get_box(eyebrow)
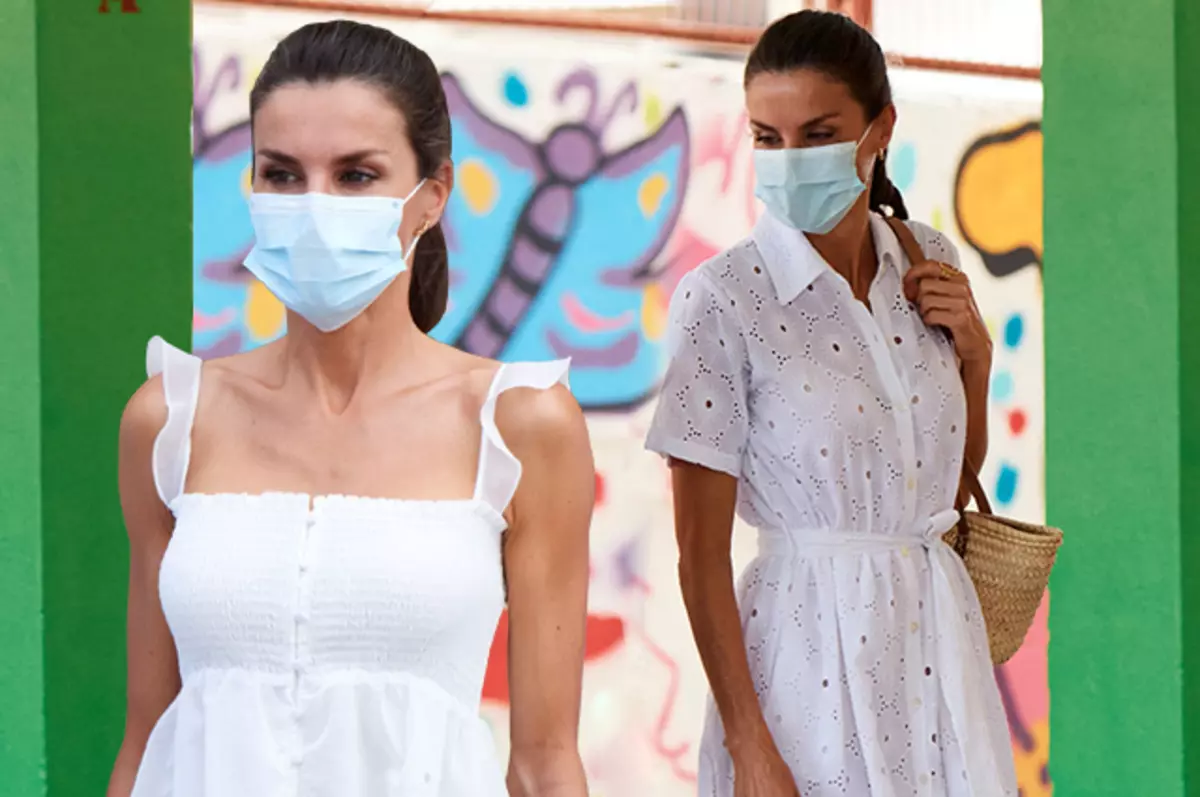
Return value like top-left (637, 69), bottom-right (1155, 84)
top-left (255, 148), bottom-right (389, 165)
top-left (749, 111), bottom-right (841, 133)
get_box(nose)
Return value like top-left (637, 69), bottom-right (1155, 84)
top-left (304, 170), bottom-right (337, 194)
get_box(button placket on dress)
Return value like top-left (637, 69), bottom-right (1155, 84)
top-left (844, 284), bottom-right (921, 527)
top-left (290, 502), bottom-right (318, 775)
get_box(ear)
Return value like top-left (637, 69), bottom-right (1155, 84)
top-left (875, 104), bottom-right (897, 154)
top-left (423, 159), bottom-right (454, 228)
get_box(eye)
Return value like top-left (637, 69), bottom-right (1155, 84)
top-left (752, 131), bottom-right (782, 147)
top-left (261, 166), bottom-right (298, 186)
top-left (806, 128), bottom-right (837, 144)
top-left (339, 168), bottom-right (378, 186)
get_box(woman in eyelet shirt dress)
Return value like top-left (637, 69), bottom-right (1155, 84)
top-left (646, 12), bottom-right (1017, 797)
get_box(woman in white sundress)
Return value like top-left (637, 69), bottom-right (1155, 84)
top-left (107, 20), bottom-right (594, 797)
top-left (646, 11), bottom-right (1017, 797)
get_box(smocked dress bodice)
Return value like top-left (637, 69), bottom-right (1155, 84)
top-left (131, 337), bottom-right (570, 797)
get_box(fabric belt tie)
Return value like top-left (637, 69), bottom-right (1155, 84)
top-left (755, 509), bottom-right (1005, 797)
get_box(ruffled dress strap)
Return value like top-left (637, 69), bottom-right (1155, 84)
top-left (145, 336), bottom-right (203, 509)
top-left (473, 359), bottom-right (572, 517)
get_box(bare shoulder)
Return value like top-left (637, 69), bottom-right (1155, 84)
top-left (495, 372), bottom-right (594, 533)
top-left (500, 382), bottom-right (586, 445)
top-left (120, 374), bottom-right (167, 449)
top-left (493, 378), bottom-right (588, 458)
top-left (199, 341), bottom-right (282, 392)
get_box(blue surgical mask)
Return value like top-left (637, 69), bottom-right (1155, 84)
top-left (243, 181), bottom-right (426, 333)
top-left (753, 126), bottom-right (876, 235)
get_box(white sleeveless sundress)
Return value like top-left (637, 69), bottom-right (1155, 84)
top-left (131, 336), bottom-right (570, 797)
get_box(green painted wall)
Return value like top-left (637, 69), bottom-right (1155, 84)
top-left (1179, 0), bottom-right (1200, 791)
top-left (0, 0), bottom-right (47, 791)
top-left (1045, 0), bottom-right (1199, 793)
top-left (0, 0), bottom-right (192, 793)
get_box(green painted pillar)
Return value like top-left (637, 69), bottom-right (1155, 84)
top-left (1044, 1), bottom-right (1200, 794)
top-left (0, 0), bottom-right (191, 793)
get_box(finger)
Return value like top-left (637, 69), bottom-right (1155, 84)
top-left (918, 295), bottom-right (967, 315)
top-left (904, 261), bottom-right (967, 284)
top-left (904, 261), bottom-right (946, 282)
top-left (921, 309), bottom-right (961, 329)
top-left (913, 278), bottom-right (971, 300)
top-left (904, 262), bottom-right (966, 302)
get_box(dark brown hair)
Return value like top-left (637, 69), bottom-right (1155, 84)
top-left (250, 19), bottom-right (451, 332)
top-left (745, 10), bottom-right (907, 220)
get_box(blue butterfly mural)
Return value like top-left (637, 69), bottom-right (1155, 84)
top-left (435, 69), bottom-right (690, 409)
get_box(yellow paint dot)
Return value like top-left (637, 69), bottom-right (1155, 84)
top-left (930, 207), bottom-right (945, 231)
top-left (642, 283), bottom-right (669, 341)
top-left (241, 163), bottom-right (252, 199)
top-left (458, 158), bottom-right (498, 216)
top-left (637, 173), bottom-right (668, 219)
top-left (246, 278), bottom-right (286, 340)
top-left (644, 93), bottom-right (663, 131)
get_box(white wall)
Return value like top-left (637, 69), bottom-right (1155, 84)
top-left (874, 0), bottom-right (1042, 67)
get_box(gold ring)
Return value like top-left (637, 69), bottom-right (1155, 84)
top-left (938, 263), bottom-right (958, 280)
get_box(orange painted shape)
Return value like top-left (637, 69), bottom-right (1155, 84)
top-left (955, 123), bottom-right (1044, 264)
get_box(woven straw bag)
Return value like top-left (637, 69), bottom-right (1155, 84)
top-left (885, 216), bottom-right (1063, 665)
top-left (942, 466), bottom-right (1062, 664)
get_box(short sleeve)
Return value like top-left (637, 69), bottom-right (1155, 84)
top-left (907, 221), bottom-right (963, 271)
top-left (644, 268), bottom-right (750, 478)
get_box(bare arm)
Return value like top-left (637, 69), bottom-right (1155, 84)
top-left (498, 385), bottom-right (594, 797)
top-left (670, 462), bottom-right (782, 762)
top-left (106, 379), bottom-right (181, 797)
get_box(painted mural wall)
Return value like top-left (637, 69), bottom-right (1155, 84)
top-left (192, 4), bottom-right (1047, 793)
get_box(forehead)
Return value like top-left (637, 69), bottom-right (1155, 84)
top-left (252, 79), bottom-right (409, 152)
top-left (746, 68), bottom-right (862, 121)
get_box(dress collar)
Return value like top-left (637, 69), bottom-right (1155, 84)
top-left (751, 211), bottom-right (906, 304)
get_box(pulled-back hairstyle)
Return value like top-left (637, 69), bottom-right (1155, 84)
top-left (250, 19), bottom-right (452, 332)
top-left (745, 10), bottom-right (907, 220)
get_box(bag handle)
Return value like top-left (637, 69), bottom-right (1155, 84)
top-left (882, 216), bottom-right (995, 551)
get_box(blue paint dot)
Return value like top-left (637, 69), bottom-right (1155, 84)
top-left (995, 465), bottom-right (1019, 505)
top-left (502, 72), bottom-right (528, 107)
top-left (991, 371), bottom-right (1015, 402)
top-left (888, 142), bottom-right (917, 192)
top-left (1004, 314), bottom-right (1025, 350)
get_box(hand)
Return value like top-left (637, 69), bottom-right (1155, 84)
top-left (731, 735), bottom-right (802, 797)
top-left (903, 261), bottom-right (993, 365)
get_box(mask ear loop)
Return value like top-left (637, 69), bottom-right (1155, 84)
top-left (400, 179), bottom-right (430, 264)
top-left (403, 220), bottom-right (430, 265)
top-left (853, 120), bottom-right (879, 184)
top-left (402, 178), bottom-right (427, 204)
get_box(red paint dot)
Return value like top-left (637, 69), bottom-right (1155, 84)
top-left (1008, 409), bottom-right (1028, 437)
top-left (594, 472), bottom-right (606, 507)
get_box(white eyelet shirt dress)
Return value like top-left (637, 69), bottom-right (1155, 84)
top-left (130, 337), bottom-right (570, 797)
top-left (646, 212), bottom-right (1017, 797)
